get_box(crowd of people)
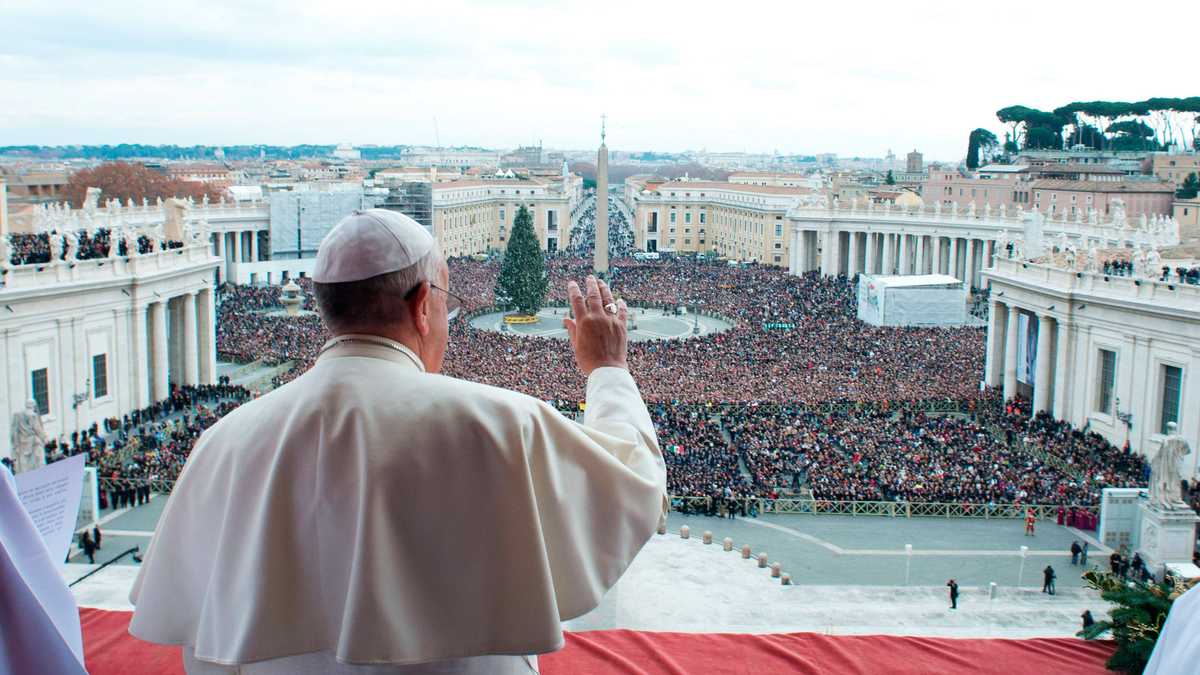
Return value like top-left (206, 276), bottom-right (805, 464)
top-left (6, 228), bottom-right (116, 265)
top-left (46, 254), bottom-right (1155, 512)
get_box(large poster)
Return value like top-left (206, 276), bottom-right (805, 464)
top-left (1016, 313), bottom-right (1038, 386)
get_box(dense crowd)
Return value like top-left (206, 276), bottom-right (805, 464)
top-left (7, 229), bottom-right (117, 265)
top-left (51, 255), bottom-right (1152, 510)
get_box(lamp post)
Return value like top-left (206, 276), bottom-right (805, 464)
top-left (904, 544), bottom-right (913, 585)
top-left (1017, 545), bottom-right (1029, 587)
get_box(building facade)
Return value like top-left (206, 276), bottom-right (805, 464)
top-left (1, 220), bottom-right (220, 459)
top-left (431, 179), bottom-right (578, 257)
top-left (984, 256), bottom-right (1200, 480)
top-left (629, 180), bottom-right (811, 265)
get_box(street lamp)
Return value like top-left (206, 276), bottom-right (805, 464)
top-left (904, 544), bottom-right (913, 585)
top-left (1017, 545), bottom-right (1029, 587)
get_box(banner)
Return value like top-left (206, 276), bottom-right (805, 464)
top-left (1016, 313), bottom-right (1038, 386)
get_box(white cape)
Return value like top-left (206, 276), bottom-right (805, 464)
top-left (129, 339), bottom-right (667, 666)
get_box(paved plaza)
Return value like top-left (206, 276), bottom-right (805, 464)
top-left (67, 498), bottom-right (1110, 638)
top-left (470, 306), bottom-right (735, 341)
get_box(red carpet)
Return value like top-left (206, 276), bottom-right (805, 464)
top-left (80, 608), bottom-right (1115, 675)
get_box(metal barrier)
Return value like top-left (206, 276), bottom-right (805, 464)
top-left (981, 422), bottom-right (1098, 486)
top-left (97, 476), bottom-right (1095, 523)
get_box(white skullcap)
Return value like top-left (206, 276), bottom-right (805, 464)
top-left (312, 209), bottom-right (435, 283)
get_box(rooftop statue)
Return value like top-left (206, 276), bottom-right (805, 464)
top-left (1085, 244), bottom-right (1099, 273)
top-left (1148, 422), bottom-right (1192, 511)
top-left (11, 399), bottom-right (49, 474)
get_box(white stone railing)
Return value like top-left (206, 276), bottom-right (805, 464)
top-left (25, 198), bottom-right (270, 235)
top-left (0, 242), bottom-right (217, 290)
top-left (989, 257), bottom-right (1200, 308)
top-left (787, 199), bottom-right (1180, 250)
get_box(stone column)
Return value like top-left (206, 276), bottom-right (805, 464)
top-left (233, 230), bottom-right (244, 265)
top-left (898, 234), bottom-right (911, 275)
top-left (182, 292), bottom-right (199, 386)
top-left (882, 233), bottom-right (895, 274)
top-left (250, 231), bottom-right (259, 263)
top-left (132, 304), bottom-right (150, 408)
top-left (1033, 314), bottom-right (1054, 413)
top-left (821, 229), bottom-right (840, 277)
top-left (1003, 306), bottom-right (1020, 401)
top-left (965, 239), bottom-right (979, 290)
top-left (847, 232), bottom-right (860, 277)
top-left (213, 232), bottom-right (224, 259)
top-left (932, 236), bottom-right (944, 275)
top-left (1052, 320), bottom-right (1072, 420)
top-left (949, 238), bottom-right (960, 280)
top-left (197, 288), bottom-right (216, 384)
top-left (985, 299), bottom-right (1005, 387)
top-left (151, 300), bottom-right (169, 402)
top-left (864, 232), bottom-right (877, 275)
top-left (797, 230), bottom-right (809, 274)
top-left (915, 236), bottom-right (926, 275)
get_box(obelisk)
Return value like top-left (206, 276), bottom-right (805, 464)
top-left (595, 116), bottom-right (609, 274)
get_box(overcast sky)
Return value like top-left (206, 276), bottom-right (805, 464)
top-left (1, 0), bottom-right (1194, 161)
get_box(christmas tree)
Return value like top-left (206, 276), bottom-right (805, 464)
top-left (495, 204), bottom-right (548, 317)
top-left (1078, 568), bottom-right (1198, 673)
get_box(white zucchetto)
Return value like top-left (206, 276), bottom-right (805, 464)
top-left (312, 209), bottom-right (435, 283)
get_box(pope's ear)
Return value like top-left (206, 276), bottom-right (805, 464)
top-left (407, 282), bottom-right (432, 336)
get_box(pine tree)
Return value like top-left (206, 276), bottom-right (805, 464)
top-left (494, 205), bottom-right (548, 317)
top-left (1176, 172), bottom-right (1199, 200)
top-left (1078, 568), bottom-right (1198, 673)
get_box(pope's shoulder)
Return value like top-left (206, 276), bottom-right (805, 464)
top-left (208, 355), bottom-right (556, 434)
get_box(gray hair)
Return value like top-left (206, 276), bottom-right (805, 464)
top-left (312, 246), bottom-right (443, 333)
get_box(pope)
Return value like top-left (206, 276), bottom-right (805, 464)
top-left (129, 209), bottom-right (668, 674)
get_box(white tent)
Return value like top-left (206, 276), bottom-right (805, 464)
top-left (857, 274), bottom-right (967, 327)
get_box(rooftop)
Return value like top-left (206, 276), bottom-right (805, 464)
top-left (1029, 179), bottom-right (1176, 193)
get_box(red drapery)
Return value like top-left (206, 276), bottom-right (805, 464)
top-left (79, 608), bottom-right (1114, 675)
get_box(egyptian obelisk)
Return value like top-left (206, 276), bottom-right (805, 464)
top-left (595, 116), bottom-right (609, 274)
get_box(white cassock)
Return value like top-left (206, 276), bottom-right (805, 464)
top-left (129, 336), bottom-right (668, 674)
top-left (1144, 583), bottom-right (1200, 674)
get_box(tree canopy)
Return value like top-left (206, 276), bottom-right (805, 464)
top-left (995, 97), bottom-right (1200, 152)
top-left (63, 162), bottom-right (225, 208)
top-left (966, 128), bottom-right (998, 170)
top-left (494, 205), bottom-right (548, 316)
top-left (1178, 172), bottom-right (1199, 200)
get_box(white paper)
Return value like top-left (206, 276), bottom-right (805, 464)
top-left (0, 464), bottom-right (88, 674)
top-left (14, 453), bottom-right (87, 563)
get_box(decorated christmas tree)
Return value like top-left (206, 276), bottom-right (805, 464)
top-left (495, 204), bottom-right (548, 317)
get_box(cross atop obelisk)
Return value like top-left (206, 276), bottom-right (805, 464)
top-left (595, 114), bottom-right (609, 274)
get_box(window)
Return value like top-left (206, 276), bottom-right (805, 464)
top-left (670, 212), bottom-right (677, 223)
top-left (670, 227), bottom-right (676, 233)
top-left (500, 209), bottom-right (506, 221)
top-left (971, 189), bottom-right (976, 197)
top-left (31, 368), bottom-right (49, 415)
top-left (685, 213), bottom-right (692, 223)
top-left (1098, 349), bottom-right (1116, 415)
top-left (774, 242), bottom-right (782, 249)
top-left (669, 238), bottom-right (676, 244)
top-left (684, 228), bottom-right (691, 234)
top-left (774, 222), bottom-right (783, 237)
top-left (93, 354), bottom-right (108, 398)
top-left (1160, 365), bottom-right (1182, 434)
top-left (684, 239), bottom-right (691, 244)
top-left (699, 239), bottom-right (705, 245)
top-left (699, 213), bottom-right (706, 224)
top-left (699, 228), bottom-right (706, 234)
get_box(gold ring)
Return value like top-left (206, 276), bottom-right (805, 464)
top-left (604, 303), bottom-right (618, 315)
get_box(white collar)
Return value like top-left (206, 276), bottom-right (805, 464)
top-left (319, 334), bottom-right (426, 372)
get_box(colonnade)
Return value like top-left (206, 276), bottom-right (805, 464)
top-left (212, 229), bottom-right (265, 265)
top-left (986, 298), bottom-right (1069, 417)
top-left (147, 287), bottom-right (217, 400)
top-left (791, 227), bottom-right (995, 290)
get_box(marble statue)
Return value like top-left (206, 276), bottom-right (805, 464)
top-left (63, 230), bottom-right (79, 261)
top-left (0, 236), bottom-right (12, 268)
top-left (1145, 247), bottom-right (1163, 278)
top-left (83, 187), bottom-right (103, 214)
top-left (11, 399), bottom-right (49, 474)
top-left (1148, 422), bottom-right (1192, 510)
top-left (1085, 245), bottom-right (1099, 273)
top-left (933, 200), bottom-right (941, 215)
top-left (49, 233), bottom-right (64, 261)
top-left (123, 228), bottom-right (141, 257)
top-left (1088, 208), bottom-right (1099, 226)
top-left (1057, 231), bottom-right (1069, 253)
top-left (1110, 197), bottom-right (1127, 231)
top-left (1010, 233), bottom-right (1026, 260)
top-left (1132, 247), bottom-right (1146, 277)
top-left (994, 229), bottom-right (1008, 255)
top-left (967, 201), bottom-right (976, 217)
top-left (998, 204), bottom-right (1006, 217)
top-left (1064, 244), bottom-right (1077, 271)
top-left (151, 223), bottom-right (166, 251)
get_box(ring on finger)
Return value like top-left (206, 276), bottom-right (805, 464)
top-left (604, 302), bottom-right (619, 315)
